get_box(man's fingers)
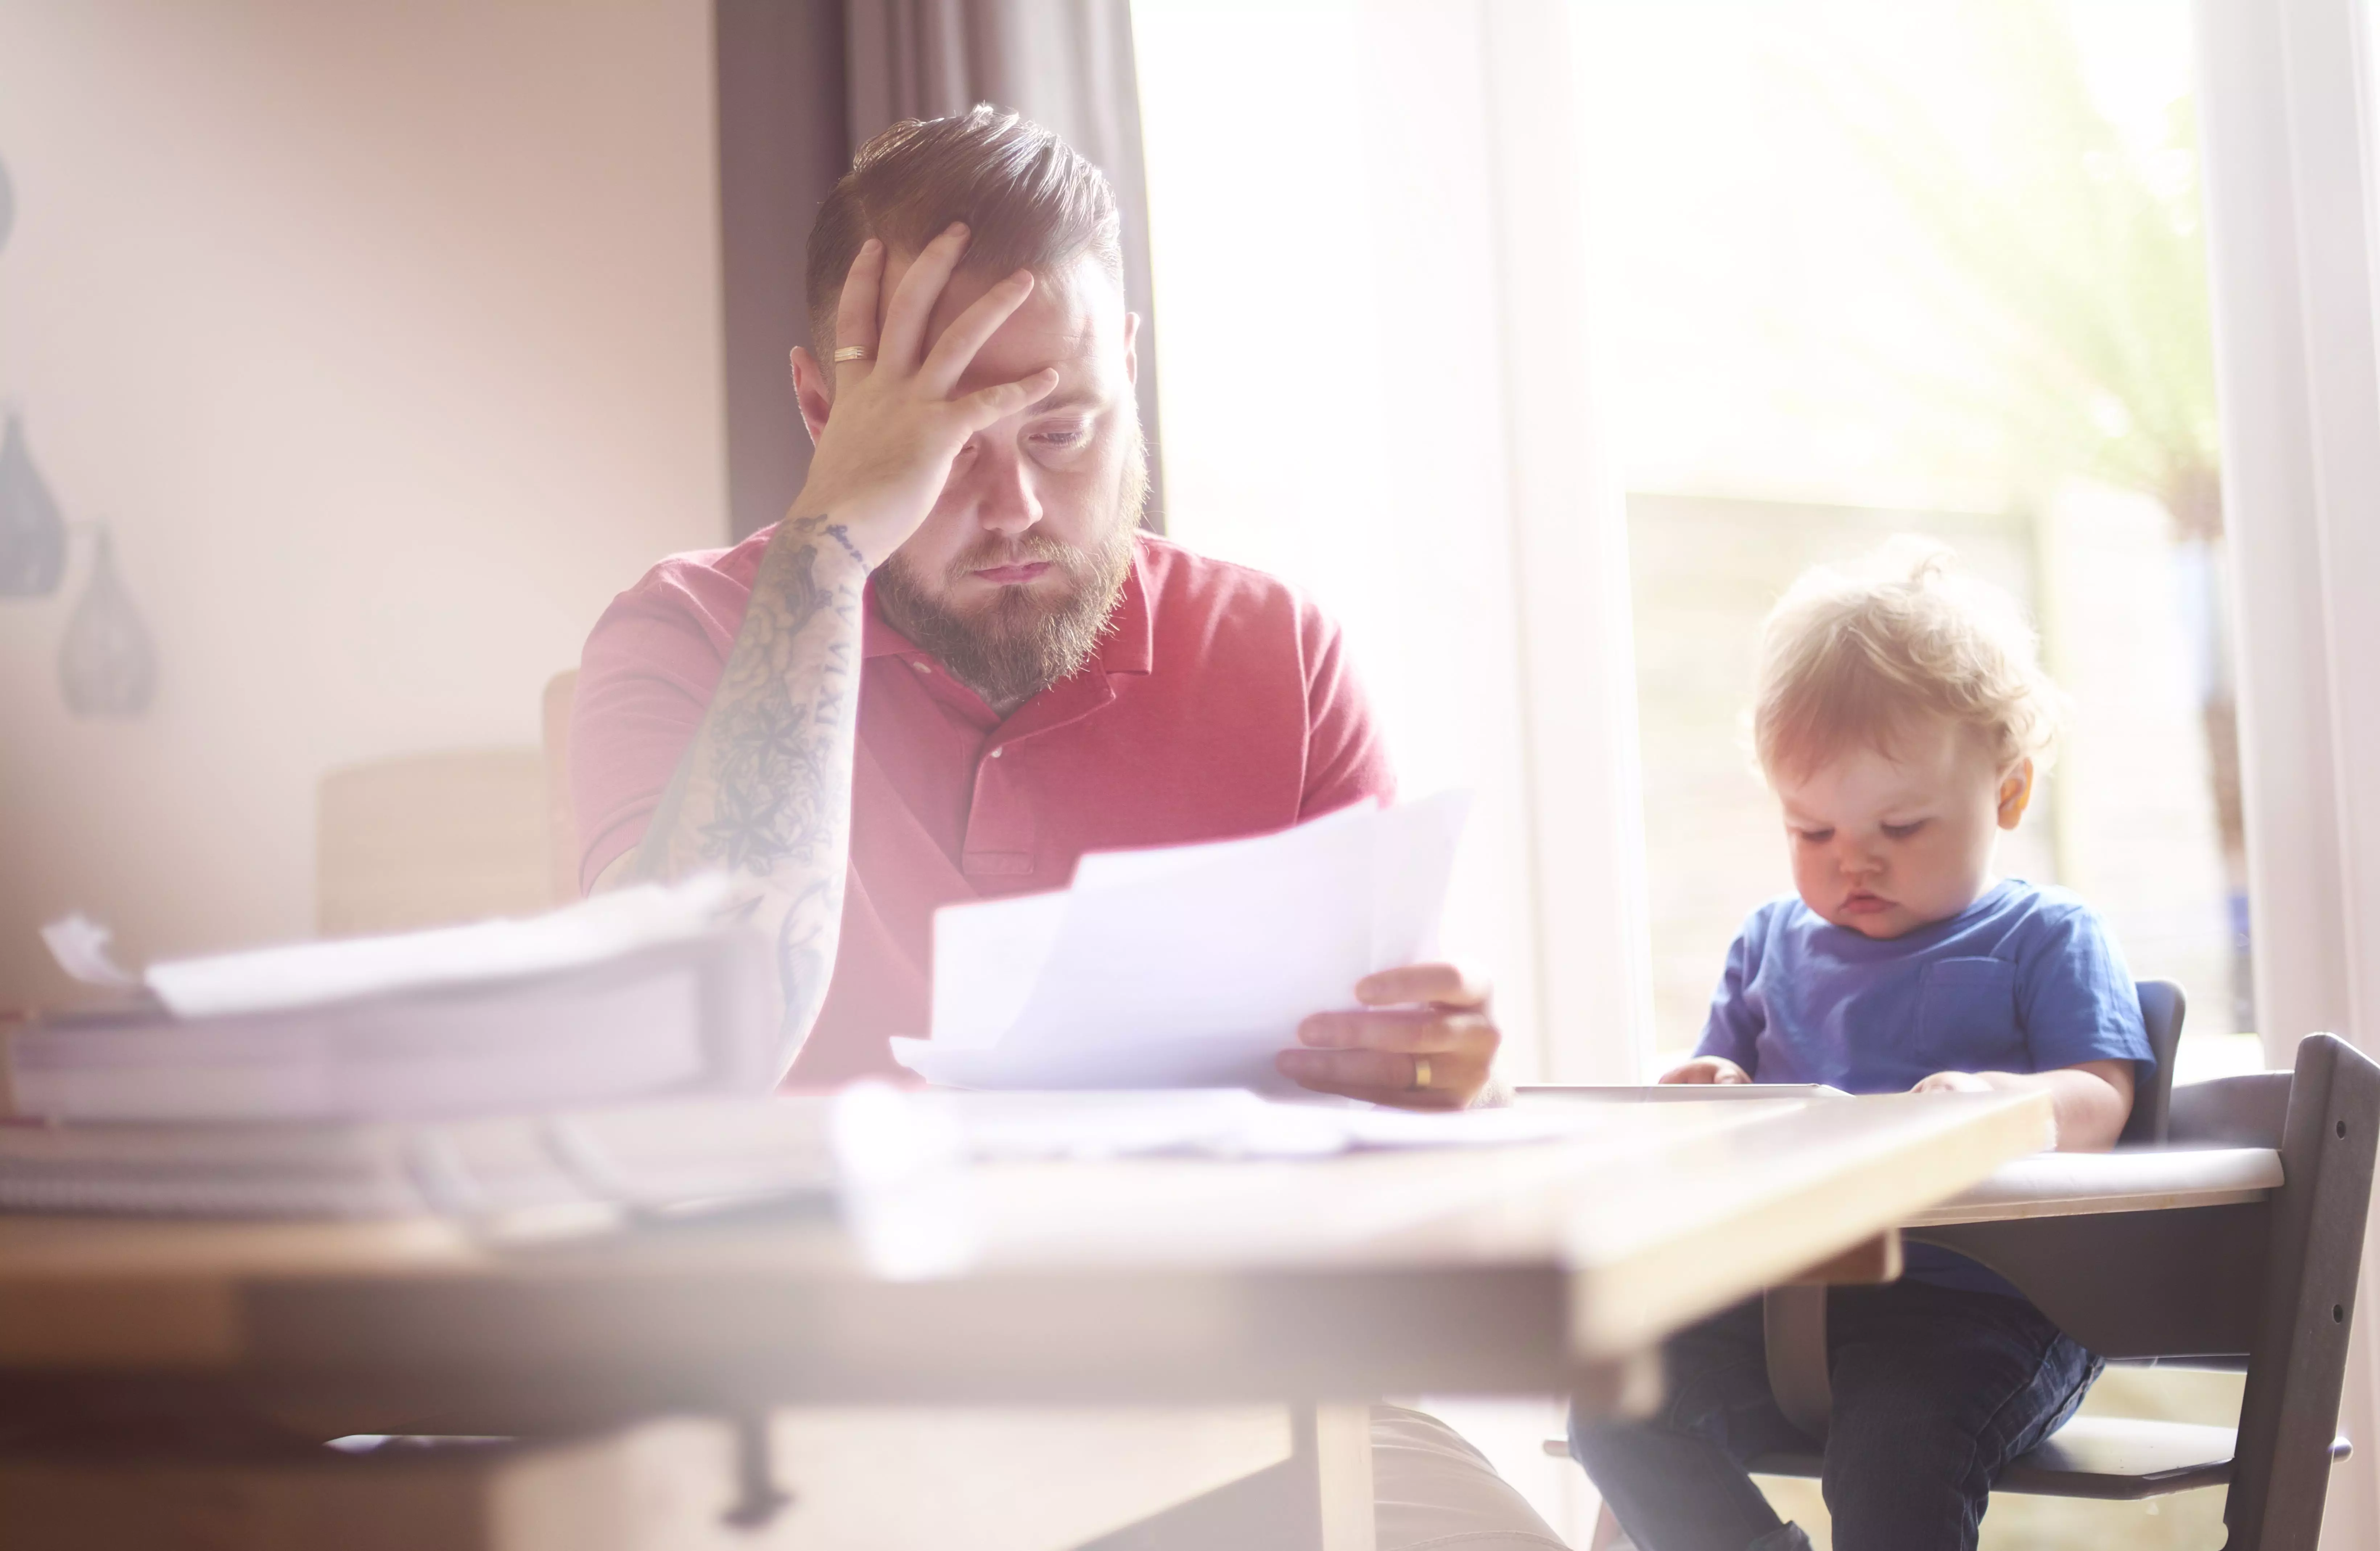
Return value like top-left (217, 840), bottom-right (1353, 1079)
top-left (1355, 962), bottom-right (1489, 1009)
top-left (1662, 1057), bottom-right (1748, 1085)
top-left (920, 269), bottom-right (1036, 395)
top-left (1277, 1046), bottom-right (1478, 1101)
top-left (879, 222), bottom-right (971, 371)
top-left (955, 367), bottom-right (1061, 431)
top-left (1282, 1075), bottom-right (1468, 1111)
top-left (1295, 1008), bottom-right (1494, 1053)
top-left (832, 240), bottom-right (885, 391)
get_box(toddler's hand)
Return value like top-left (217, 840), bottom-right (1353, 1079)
top-left (1659, 1055), bottom-right (1751, 1085)
top-left (1912, 1070), bottom-right (1994, 1095)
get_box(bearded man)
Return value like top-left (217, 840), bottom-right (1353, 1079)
top-left (570, 108), bottom-right (1559, 1546)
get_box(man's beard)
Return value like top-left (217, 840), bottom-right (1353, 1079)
top-left (873, 431), bottom-right (1147, 711)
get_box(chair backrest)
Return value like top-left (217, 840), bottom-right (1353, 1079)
top-left (2120, 979), bottom-right (2189, 1146)
top-left (317, 750), bottom-right (550, 936)
top-left (1910, 1034), bottom-right (2379, 1549)
top-left (2169, 1069), bottom-right (2294, 1149)
top-left (2224, 1032), bottom-right (2380, 1550)
top-left (542, 669), bottom-right (581, 904)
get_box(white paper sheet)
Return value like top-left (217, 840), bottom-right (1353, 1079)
top-left (40, 912), bottom-right (138, 990)
top-left (848, 1085), bottom-right (1629, 1164)
top-left (137, 873), bottom-right (737, 1018)
top-left (891, 792), bottom-right (1470, 1091)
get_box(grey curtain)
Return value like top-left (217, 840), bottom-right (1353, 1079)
top-left (716, 0), bottom-right (852, 541)
top-left (843, 0), bottom-right (1167, 531)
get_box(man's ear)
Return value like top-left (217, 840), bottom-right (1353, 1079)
top-left (1122, 311), bottom-right (1141, 388)
top-left (790, 345), bottom-right (834, 447)
top-left (1997, 758), bottom-right (2035, 830)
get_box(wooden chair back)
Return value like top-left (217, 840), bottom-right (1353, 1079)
top-left (316, 749), bottom-right (550, 936)
top-left (1909, 1033), bottom-right (2380, 1547)
top-left (2223, 1033), bottom-right (2379, 1547)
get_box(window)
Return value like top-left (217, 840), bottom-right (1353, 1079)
top-left (1573, 0), bottom-right (2250, 1071)
top-left (1135, 3), bottom-right (2300, 1539)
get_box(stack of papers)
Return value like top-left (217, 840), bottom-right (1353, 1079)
top-left (0, 1094), bottom-right (833, 1222)
top-left (10, 877), bottom-right (777, 1123)
top-left (131, 874), bottom-right (747, 1018)
top-left (891, 793), bottom-right (1468, 1092)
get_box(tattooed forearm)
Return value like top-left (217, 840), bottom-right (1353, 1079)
top-left (695, 543), bottom-right (855, 872)
top-left (629, 517), bottom-right (872, 1062)
top-left (773, 875), bottom-right (838, 1042)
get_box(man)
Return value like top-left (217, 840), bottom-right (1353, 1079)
top-left (573, 108), bottom-right (1561, 1546)
top-left (576, 108), bottom-right (1501, 1108)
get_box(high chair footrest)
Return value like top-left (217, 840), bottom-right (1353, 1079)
top-left (1544, 1420), bottom-right (2348, 1499)
top-left (1748, 1417), bottom-right (2259, 1502)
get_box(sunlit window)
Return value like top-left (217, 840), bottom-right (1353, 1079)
top-left (1137, 0), bottom-right (2249, 1084)
top-left (1134, 3), bottom-right (2269, 1538)
top-left (1573, 0), bottom-right (2247, 1067)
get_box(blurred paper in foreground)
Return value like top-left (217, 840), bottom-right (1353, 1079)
top-left (892, 792), bottom-right (1469, 1092)
top-left (10, 877), bottom-right (776, 1123)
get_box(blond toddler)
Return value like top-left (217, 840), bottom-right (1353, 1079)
top-left (1570, 543), bottom-right (2153, 1551)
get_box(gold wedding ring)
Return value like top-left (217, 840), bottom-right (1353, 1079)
top-left (1411, 1055), bottom-right (1433, 1092)
top-left (833, 345), bottom-right (874, 363)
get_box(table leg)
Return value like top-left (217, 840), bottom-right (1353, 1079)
top-left (1306, 1402), bottom-right (1378, 1551)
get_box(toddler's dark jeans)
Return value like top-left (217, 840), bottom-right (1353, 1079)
top-left (1569, 1281), bottom-right (2101, 1551)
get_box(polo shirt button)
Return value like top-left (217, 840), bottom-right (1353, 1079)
top-left (910, 660), bottom-right (930, 674)
top-left (990, 747), bottom-right (1004, 759)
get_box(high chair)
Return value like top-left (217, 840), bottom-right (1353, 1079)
top-left (1555, 990), bottom-right (2378, 1551)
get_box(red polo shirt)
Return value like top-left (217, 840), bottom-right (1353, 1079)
top-left (571, 528), bottom-right (1395, 1085)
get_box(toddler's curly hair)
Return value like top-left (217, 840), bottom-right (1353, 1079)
top-left (1752, 538), bottom-right (2067, 781)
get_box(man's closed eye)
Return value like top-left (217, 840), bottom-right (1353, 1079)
top-left (1029, 424), bottom-right (1090, 452)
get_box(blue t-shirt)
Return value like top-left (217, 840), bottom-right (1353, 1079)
top-left (1695, 878), bottom-right (2154, 1295)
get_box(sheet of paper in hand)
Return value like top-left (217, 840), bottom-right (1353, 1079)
top-left (890, 791), bottom-right (1470, 1092)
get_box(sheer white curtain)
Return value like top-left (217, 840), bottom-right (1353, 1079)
top-left (1131, 0), bottom-right (1652, 1088)
top-left (2197, 0), bottom-right (2380, 1544)
top-left (1133, 18), bottom-right (1651, 1527)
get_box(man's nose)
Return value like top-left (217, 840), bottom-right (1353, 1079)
top-left (963, 439), bottom-right (1042, 537)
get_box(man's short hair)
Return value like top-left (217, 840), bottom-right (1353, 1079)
top-left (1752, 538), bottom-right (2067, 781)
top-left (806, 106), bottom-right (1124, 360)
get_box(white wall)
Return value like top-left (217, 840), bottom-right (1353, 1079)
top-left (0, 1), bottom-right (726, 1004)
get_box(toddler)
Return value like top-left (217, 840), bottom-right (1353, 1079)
top-left (1570, 543), bottom-right (2153, 1551)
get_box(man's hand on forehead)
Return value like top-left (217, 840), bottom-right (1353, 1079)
top-left (859, 250), bottom-right (1104, 405)
top-left (788, 222), bottom-right (1061, 561)
top-left (869, 247), bottom-right (1025, 335)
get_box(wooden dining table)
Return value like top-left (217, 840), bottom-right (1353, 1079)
top-left (0, 1088), bottom-right (2058, 1550)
